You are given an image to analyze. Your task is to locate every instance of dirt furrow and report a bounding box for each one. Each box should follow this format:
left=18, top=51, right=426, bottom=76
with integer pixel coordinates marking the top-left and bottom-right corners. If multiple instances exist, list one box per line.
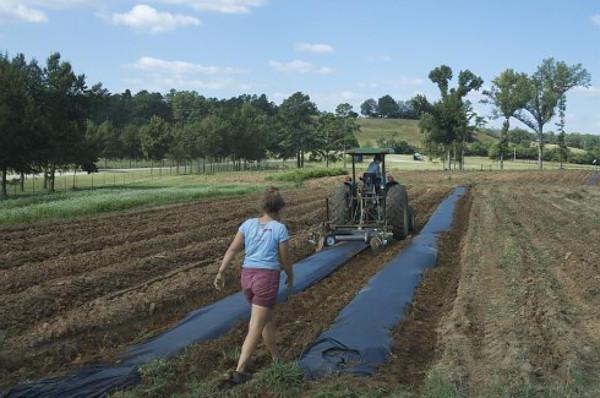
left=0, top=188, right=328, bottom=253
left=0, top=197, right=327, bottom=294
left=0, top=206, right=327, bottom=333
left=0, top=192, right=329, bottom=270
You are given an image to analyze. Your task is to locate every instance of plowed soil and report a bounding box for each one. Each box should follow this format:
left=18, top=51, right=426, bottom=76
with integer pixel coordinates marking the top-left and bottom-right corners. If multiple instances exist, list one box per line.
left=0, top=178, right=450, bottom=392
left=0, top=186, right=326, bottom=388
left=4, top=169, right=597, bottom=398
left=104, top=184, right=453, bottom=398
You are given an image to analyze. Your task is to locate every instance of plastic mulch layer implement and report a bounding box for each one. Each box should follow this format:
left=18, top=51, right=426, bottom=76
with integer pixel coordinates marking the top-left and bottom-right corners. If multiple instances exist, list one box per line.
left=299, top=186, right=467, bottom=379
left=4, top=242, right=367, bottom=398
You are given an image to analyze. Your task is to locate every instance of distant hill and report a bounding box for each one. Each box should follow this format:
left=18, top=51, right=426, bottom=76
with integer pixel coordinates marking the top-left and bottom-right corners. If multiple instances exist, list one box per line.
left=356, top=118, right=498, bottom=149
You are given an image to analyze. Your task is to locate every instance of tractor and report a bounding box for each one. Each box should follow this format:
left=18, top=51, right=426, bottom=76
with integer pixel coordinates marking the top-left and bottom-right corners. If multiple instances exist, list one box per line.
left=316, top=147, right=415, bottom=252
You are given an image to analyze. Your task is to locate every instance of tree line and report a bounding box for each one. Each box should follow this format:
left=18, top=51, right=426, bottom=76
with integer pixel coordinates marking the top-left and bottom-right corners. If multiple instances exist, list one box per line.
left=416, top=59, right=591, bottom=170
left=0, top=52, right=359, bottom=196
left=360, top=95, right=427, bottom=119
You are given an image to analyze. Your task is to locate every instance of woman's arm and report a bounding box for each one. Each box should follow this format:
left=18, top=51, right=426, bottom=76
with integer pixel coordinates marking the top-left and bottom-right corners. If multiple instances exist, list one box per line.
left=214, top=231, right=244, bottom=290
left=278, top=241, right=294, bottom=294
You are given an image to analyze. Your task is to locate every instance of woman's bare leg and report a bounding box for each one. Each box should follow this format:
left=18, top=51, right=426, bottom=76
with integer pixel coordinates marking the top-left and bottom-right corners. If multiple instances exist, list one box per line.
left=262, top=316, right=279, bottom=361
left=236, top=304, right=271, bottom=373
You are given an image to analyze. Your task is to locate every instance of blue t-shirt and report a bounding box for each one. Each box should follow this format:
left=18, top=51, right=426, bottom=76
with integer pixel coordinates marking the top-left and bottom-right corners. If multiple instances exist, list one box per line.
left=239, top=218, right=289, bottom=270
left=367, top=161, right=381, bottom=179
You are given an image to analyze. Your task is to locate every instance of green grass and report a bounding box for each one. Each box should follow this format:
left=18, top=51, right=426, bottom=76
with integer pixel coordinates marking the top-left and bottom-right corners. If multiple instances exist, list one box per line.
left=265, top=167, right=347, bottom=183
left=356, top=118, right=498, bottom=148
left=250, top=360, right=304, bottom=397
left=0, top=183, right=262, bottom=225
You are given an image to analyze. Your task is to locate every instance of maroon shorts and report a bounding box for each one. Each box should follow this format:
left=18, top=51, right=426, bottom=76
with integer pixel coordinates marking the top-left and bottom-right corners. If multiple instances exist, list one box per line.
left=241, top=267, right=281, bottom=308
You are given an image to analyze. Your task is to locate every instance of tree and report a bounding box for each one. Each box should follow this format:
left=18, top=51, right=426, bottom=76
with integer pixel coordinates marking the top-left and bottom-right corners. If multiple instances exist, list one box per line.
left=397, top=100, right=418, bottom=119
left=195, top=114, right=228, bottom=161
left=40, top=53, right=91, bottom=192
left=335, top=103, right=358, bottom=119
left=482, top=69, right=530, bottom=170
left=513, top=58, right=591, bottom=169
left=121, top=124, right=143, bottom=164
left=167, top=90, right=208, bottom=125
left=360, top=98, right=378, bottom=117
left=378, top=95, right=400, bottom=118
left=139, top=116, right=173, bottom=162
left=228, top=102, right=269, bottom=167
left=0, top=54, right=38, bottom=196
left=556, top=95, right=569, bottom=169
left=419, top=65, right=483, bottom=170
left=409, top=94, right=433, bottom=117
left=277, top=92, right=318, bottom=168
left=316, top=112, right=359, bottom=167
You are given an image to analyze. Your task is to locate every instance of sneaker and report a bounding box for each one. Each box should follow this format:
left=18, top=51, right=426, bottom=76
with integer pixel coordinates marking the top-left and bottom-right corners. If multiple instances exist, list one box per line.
left=230, top=371, right=253, bottom=385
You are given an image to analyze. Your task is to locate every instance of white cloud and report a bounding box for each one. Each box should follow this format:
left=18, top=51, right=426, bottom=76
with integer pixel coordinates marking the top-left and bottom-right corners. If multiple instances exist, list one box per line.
left=591, top=14, right=600, bottom=26
left=573, top=86, right=600, bottom=96
left=0, top=2, right=47, bottom=23
left=295, top=42, right=334, bottom=54
left=302, top=90, right=364, bottom=111
left=157, top=0, right=266, bottom=13
left=0, top=0, right=96, bottom=23
left=130, top=56, right=242, bottom=75
left=269, top=59, right=334, bottom=75
left=368, top=55, right=393, bottom=62
left=125, top=56, right=248, bottom=92
left=112, top=5, right=200, bottom=33
left=358, top=77, right=424, bottom=89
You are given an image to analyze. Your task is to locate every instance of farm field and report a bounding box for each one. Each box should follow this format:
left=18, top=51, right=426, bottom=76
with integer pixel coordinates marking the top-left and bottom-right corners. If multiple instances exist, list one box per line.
left=1, top=170, right=599, bottom=397
left=3, top=159, right=597, bottom=226
left=356, top=118, right=498, bottom=147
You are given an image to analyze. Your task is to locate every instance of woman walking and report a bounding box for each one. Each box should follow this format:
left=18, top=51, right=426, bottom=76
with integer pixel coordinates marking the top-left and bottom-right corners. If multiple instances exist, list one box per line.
left=214, top=187, right=294, bottom=385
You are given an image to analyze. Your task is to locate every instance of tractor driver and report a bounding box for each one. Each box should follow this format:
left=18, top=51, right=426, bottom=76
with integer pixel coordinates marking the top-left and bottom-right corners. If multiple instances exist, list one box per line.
left=367, top=154, right=383, bottom=184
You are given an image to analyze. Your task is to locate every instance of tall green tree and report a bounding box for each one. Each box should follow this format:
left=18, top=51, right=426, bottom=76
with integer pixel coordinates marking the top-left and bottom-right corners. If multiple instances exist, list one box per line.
left=513, top=58, right=590, bottom=169
left=409, top=94, right=433, bottom=117
left=40, top=53, right=92, bottom=192
left=360, top=98, right=378, bottom=117
left=378, top=95, right=400, bottom=118
left=277, top=92, right=318, bottom=168
left=0, top=54, right=38, bottom=196
left=167, top=90, right=208, bottom=125
left=335, top=103, right=358, bottom=119
left=316, top=111, right=359, bottom=167
left=482, top=69, right=530, bottom=170
left=419, top=65, right=483, bottom=170
left=139, top=116, right=173, bottom=163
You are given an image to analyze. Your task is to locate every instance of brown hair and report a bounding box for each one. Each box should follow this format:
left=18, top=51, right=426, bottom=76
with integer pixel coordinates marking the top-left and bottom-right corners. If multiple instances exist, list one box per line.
left=262, top=187, right=285, bottom=215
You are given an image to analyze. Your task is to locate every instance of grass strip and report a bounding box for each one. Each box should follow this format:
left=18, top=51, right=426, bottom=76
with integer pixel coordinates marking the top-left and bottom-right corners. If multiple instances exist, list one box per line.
left=265, top=168, right=347, bottom=184
left=0, top=184, right=262, bottom=225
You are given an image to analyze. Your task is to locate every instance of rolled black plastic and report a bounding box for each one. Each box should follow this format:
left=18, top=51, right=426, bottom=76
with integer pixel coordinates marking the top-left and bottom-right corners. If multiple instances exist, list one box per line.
left=4, top=242, right=367, bottom=398
left=299, top=187, right=467, bottom=379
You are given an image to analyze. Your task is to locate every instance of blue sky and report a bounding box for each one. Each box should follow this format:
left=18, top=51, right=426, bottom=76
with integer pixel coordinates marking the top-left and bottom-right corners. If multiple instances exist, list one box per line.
left=1, top=0, right=600, bottom=134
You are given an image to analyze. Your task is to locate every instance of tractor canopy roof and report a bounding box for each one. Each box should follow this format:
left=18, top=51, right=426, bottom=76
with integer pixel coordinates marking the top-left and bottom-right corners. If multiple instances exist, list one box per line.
left=345, top=146, right=393, bottom=156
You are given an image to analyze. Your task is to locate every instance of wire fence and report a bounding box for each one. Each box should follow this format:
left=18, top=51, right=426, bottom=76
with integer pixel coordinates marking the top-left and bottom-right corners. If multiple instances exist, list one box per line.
left=3, top=159, right=294, bottom=198
left=3, top=157, right=599, bottom=198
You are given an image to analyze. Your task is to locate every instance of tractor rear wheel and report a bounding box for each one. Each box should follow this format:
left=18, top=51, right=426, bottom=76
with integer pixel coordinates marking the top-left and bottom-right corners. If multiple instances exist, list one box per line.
left=386, top=184, right=409, bottom=240
left=330, top=184, right=351, bottom=225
